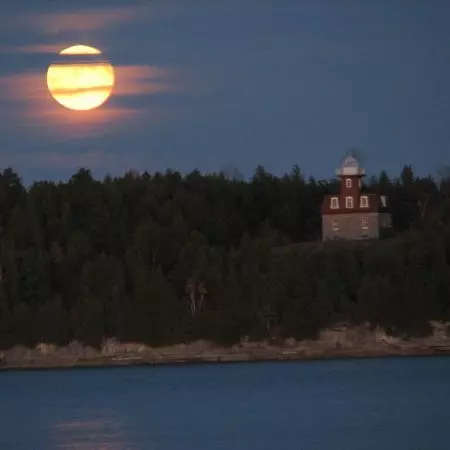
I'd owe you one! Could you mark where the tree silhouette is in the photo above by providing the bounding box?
[0,162,448,348]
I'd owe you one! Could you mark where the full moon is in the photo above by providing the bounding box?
[46,45,115,111]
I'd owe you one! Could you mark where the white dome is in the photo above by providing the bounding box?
[335,155,365,176]
[342,155,359,169]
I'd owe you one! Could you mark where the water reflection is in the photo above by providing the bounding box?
[53,415,125,449]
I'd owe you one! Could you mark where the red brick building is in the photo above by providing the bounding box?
[321,155,392,240]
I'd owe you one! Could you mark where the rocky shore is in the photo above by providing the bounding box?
[2,322,450,371]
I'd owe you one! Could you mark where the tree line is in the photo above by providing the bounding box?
[0,163,450,349]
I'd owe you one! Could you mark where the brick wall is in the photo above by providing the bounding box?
[322,212,380,240]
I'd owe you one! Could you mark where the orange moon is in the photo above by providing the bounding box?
[46,45,115,111]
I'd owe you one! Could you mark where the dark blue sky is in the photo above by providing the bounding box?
[0,0,449,183]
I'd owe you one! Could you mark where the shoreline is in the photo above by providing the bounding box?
[2,339,450,372]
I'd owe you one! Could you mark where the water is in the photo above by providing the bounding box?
[1,356,450,449]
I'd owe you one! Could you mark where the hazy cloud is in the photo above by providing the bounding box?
[33,149,120,171]
[115,66,175,96]
[0,63,178,140]
[2,5,154,34]
[0,65,175,99]
[11,146,157,179]
[0,43,76,54]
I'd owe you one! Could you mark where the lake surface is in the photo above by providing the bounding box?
[1,356,450,449]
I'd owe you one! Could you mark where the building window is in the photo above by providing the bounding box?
[330,197,339,209]
[345,196,353,208]
[385,215,392,228]
[361,216,369,229]
[360,196,369,208]
[332,219,339,231]
[381,196,387,207]
[345,178,352,188]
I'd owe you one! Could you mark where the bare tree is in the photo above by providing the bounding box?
[185,278,207,316]
[220,163,245,181]
[185,278,196,316]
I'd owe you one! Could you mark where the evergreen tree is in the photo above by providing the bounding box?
[0,164,449,348]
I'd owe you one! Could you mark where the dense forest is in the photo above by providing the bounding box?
[0,163,450,349]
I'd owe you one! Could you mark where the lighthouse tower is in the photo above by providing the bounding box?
[335,153,365,210]
[321,153,392,240]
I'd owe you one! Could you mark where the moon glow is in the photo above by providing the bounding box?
[47,45,114,111]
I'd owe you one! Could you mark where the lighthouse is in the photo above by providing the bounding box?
[321,153,392,240]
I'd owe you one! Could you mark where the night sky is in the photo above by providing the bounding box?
[0,0,449,184]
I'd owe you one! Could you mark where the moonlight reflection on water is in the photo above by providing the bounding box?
[53,415,125,449]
